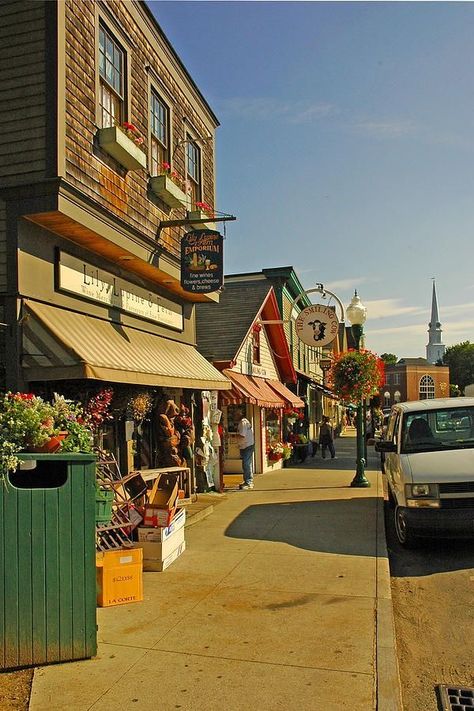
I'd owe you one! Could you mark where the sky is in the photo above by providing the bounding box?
[149,1,474,358]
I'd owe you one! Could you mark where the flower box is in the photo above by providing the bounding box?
[187,210,216,231]
[97,126,147,171]
[149,175,190,209]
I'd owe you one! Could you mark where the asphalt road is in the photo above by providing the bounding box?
[384,496,474,711]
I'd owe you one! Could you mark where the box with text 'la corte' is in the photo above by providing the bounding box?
[96,547,143,607]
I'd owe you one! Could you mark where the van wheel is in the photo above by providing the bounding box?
[394,506,418,548]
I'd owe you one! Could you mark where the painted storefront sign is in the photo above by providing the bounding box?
[57,251,183,330]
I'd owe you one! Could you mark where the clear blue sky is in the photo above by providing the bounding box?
[149,1,474,358]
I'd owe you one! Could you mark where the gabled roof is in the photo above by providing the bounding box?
[195,277,296,382]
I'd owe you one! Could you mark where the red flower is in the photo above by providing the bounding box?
[123,121,137,132]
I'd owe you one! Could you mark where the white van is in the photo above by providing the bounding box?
[376,397,474,547]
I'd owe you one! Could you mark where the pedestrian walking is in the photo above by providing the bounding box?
[236,408,255,489]
[319,415,336,459]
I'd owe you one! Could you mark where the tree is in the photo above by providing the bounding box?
[443,341,474,394]
[380,353,398,365]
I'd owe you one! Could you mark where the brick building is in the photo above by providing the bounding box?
[381,358,450,406]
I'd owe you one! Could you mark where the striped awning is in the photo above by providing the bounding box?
[22,300,231,390]
[222,370,286,408]
[266,379,305,408]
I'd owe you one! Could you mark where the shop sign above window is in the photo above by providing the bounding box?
[181,230,224,294]
[294,304,339,348]
[57,252,183,330]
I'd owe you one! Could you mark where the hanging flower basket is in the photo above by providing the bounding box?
[328,349,384,402]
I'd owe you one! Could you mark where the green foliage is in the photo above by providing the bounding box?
[380,353,398,365]
[443,341,474,393]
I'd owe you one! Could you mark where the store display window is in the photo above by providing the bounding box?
[265,409,281,444]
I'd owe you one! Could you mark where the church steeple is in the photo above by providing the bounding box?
[426,280,445,364]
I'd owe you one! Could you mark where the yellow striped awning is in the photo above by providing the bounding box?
[22,300,231,390]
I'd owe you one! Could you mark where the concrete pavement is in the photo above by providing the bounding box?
[29,431,402,711]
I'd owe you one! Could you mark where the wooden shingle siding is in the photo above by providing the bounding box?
[0,1,47,187]
[0,201,7,293]
[64,0,216,260]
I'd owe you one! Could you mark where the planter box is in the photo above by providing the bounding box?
[187,210,216,231]
[149,174,190,209]
[97,126,147,171]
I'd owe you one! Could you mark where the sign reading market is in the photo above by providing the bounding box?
[57,252,183,330]
[181,230,223,294]
[294,304,339,348]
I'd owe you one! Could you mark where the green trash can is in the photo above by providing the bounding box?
[0,453,97,670]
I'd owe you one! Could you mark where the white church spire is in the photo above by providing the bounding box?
[426,279,445,364]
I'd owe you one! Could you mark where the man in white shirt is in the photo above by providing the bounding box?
[236,408,255,490]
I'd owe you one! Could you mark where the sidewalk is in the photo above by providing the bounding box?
[29,432,402,711]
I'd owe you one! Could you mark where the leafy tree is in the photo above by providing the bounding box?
[443,341,474,393]
[380,353,398,365]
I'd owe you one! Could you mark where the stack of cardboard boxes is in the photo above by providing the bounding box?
[136,476,187,571]
[96,474,187,606]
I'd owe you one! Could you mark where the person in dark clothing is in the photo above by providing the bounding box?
[319,416,336,459]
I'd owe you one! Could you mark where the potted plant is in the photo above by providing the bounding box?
[329,349,384,403]
[187,201,216,230]
[0,392,94,483]
[97,121,147,171]
[149,162,190,209]
[267,441,285,462]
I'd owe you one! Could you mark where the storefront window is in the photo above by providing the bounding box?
[265,409,281,444]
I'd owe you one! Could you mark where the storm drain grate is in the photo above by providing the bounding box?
[437,685,474,710]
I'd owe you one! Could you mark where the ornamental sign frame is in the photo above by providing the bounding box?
[294,304,339,348]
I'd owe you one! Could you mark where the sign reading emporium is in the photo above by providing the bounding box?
[181,230,224,294]
[57,252,183,330]
[294,304,339,348]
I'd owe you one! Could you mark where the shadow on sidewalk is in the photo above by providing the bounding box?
[224,498,378,557]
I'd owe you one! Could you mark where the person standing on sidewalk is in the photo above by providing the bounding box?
[319,415,336,459]
[236,408,255,490]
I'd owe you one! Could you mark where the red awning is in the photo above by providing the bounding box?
[222,370,285,408]
[266,380,305,408]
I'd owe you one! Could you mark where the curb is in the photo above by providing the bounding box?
[375,470,404,711]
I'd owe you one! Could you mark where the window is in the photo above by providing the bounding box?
[393,373,400,385]
[252,326,261,364]
[150,91,169,175]
[99,24,125,128]
[186,137,201,207]
[419,375,435,400]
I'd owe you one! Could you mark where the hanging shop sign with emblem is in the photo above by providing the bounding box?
[294,304,339,348]
[181,230,224,294]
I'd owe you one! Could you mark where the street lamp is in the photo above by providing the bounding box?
[346,291,370,488]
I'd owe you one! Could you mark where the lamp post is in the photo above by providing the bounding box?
[346,291,370,488]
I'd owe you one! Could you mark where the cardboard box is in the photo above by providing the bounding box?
[144,504,175,528]
[137,507,186,542]
[151,480,178,509]
[96,547,143,607]
[138,526,185,569]
[140,540,186,572]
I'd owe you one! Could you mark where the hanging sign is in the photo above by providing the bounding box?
[294,304,339,347]
[181,230,224,294]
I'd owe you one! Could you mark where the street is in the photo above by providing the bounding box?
[385,498,474,711]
